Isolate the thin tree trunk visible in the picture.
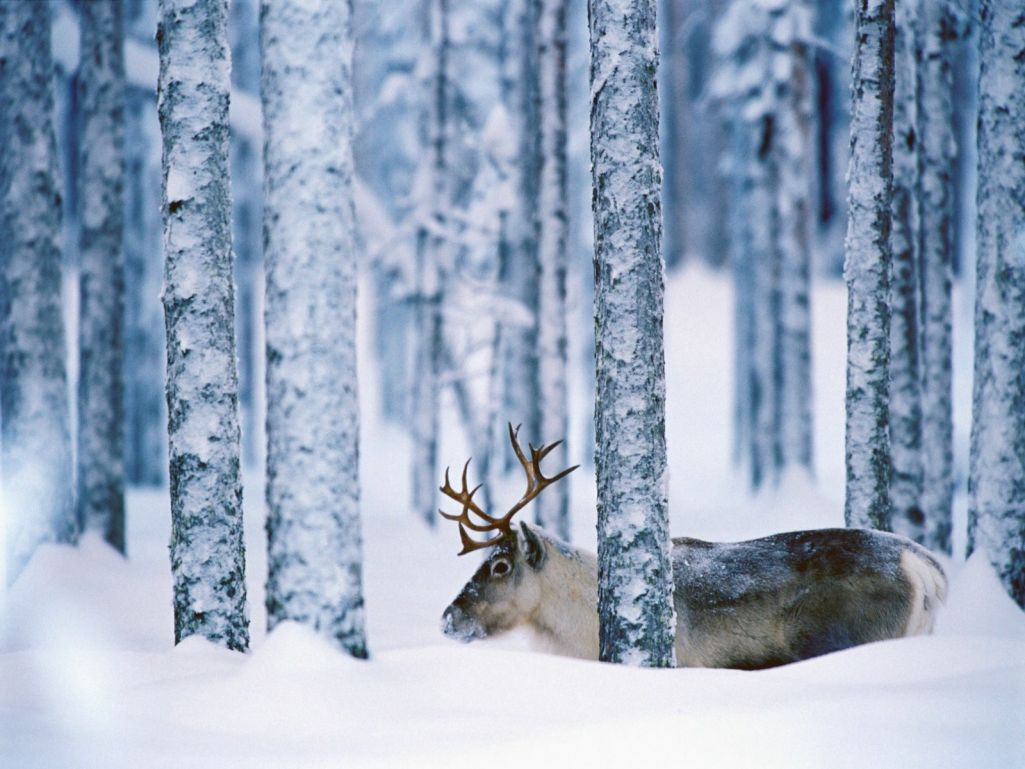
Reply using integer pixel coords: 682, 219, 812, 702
730, 118, 755, 472
501, 0, 543, 466
0, 1, 75, 582
158, 0, 248, 651
534, 0, 571, 541
888, 0, 924, 541
773, 0, 814, 476
590, 0, 676, 667
748, 107, 778, 489
967, 0, 1025, 609
916, 0, 955, 555
659, 0, 687, 268
844, 0, 895, 531
77, 0, 127, 553
410, 0, 448, 527
123, 87, 167, 488
261, 0, 368, 657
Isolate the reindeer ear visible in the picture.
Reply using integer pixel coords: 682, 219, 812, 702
519, 522, 546, 570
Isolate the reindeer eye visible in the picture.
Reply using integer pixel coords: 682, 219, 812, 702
491, 559, 511, 577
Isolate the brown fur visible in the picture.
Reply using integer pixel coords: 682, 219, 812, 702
442, 524, 947, 669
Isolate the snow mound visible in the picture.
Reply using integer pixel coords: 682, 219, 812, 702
244, 620, 363, 675
937, 551, 1025, 641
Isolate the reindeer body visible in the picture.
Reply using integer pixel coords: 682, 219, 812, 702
442, 524, 947, 669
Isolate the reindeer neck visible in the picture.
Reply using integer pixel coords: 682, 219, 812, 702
529, 538, 600, 660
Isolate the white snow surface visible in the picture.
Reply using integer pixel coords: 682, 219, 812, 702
2, 268, 1024, 768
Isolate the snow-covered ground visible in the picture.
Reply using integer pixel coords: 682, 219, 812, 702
2, 267, 1023, 768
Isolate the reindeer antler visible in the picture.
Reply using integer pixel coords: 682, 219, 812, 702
439, 422, 579, 555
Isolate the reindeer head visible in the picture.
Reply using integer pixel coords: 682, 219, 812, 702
439, 424, 577, 642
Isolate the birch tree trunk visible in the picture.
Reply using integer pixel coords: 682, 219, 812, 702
968, 0, 1025, 609
590, 0, 676, 667
410, 0, 448, 527
533, 0, 571, 540
231, 0, 263, 469
659, 0, 687, 268
748, 107, 778, 489
123, 87, 167, 488
158, 0, 248, 651
718, 0, 813, 489
261, 0, 368, 657
501, 0, 542, 464
773, 0, 814, 476
844, 0, 895, 531
916, 0, 956, 555
77, 0, 126, 553
0, 1, 75, 581
888, 0, 924, 542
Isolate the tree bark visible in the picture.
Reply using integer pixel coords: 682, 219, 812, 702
410, 0, 448, 527
500, 0, 543, 468
590, 0, 676, 667
261, 0, 368, 657
888, 0, 924, 542
158, 0, 249, 651
77, 0, 127, 553
844, 0, 895, 531
533, 0, 571, 540
773, 0, 814, 476
916, 0, 956, 555
0, 1, 75, 582
123, 86, 167, 488
968, 0, 1025, 609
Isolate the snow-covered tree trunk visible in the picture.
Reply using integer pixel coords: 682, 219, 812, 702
967, 0, 1025, 609
409, 0, 448, 528
747, 111, 778, 489
812, 0, 854, 276
590, 0, 676, 667
888, 0, 924, 541
0, 1, 75, 581
659, 0, 687, 268
916, 0, 955, 555
773, 0, 814, 476
501, 0, 543, 463
123, 87, 167, 488
717, 0, 813, 489
533, 0, 570, 540
77, 0, 126, 553
844, 0, 895, 531
729, 119, 755, 471
261, 0, 368, 657
158, 0, 248, 651
231, 0, 263, 469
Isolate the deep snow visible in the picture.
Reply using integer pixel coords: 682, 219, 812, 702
2, 267, 1023, 768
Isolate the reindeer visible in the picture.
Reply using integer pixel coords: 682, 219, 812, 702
440, 425, 948, 669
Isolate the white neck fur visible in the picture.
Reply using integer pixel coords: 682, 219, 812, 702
526, 535, 600, 660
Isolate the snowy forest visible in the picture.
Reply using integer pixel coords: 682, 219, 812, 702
1, 0, 1024, 766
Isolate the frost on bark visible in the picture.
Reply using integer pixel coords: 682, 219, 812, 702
123, 88, 168, 488
772, 0, 814, 476
888, 0, 924, 542
533, 0, 571, 541
844, 0, 895, 531
158, 0, 248, 651
916, 0, 956, 555
968, 0, 1025, 609
231, 0, 263, 469
590, 0, 676, 667
500, 0, 543, 468
77, 0, 126, 553
0, 1, 75, 582
261, 0, 368, 658
410, 0, 449, 528
714, 0, 813, 489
